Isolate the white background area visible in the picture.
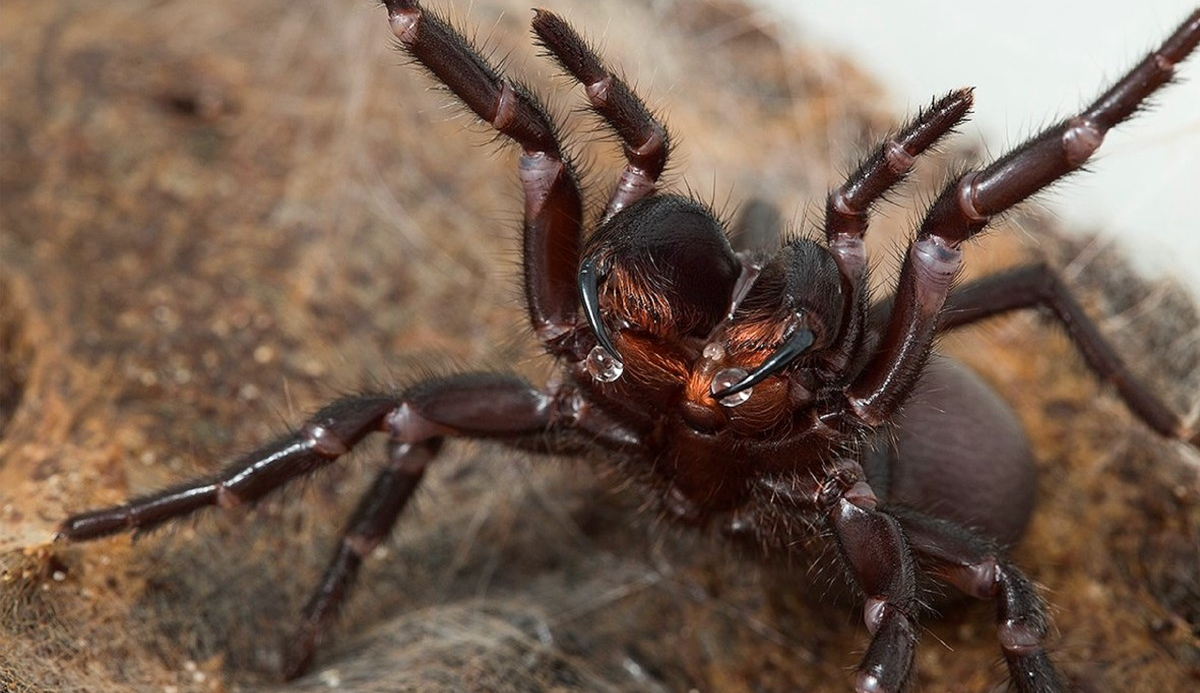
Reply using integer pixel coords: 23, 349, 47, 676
757, 0, 1200, 297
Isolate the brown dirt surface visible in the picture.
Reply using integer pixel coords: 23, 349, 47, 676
1, 1, 1198, 692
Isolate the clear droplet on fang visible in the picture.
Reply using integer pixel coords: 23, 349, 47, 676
586, 345, 624, 382
711, 368, 752, 407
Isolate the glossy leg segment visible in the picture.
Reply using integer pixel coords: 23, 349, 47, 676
830, 498, 920, 693
848, 11, 1200, 426
531, 10, 670, 220
895, 509, 1063, 693
282, 373, 557, 677
825, 90, 972, 372
58, 396, 402, 540
383, 0, 584, 346
921, 10, 1200, 245
940, 262, 1197, 443
763, 469, 920, 692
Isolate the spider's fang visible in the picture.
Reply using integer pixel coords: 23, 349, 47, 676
711, 327, 815, 400
578, 256, 622, 364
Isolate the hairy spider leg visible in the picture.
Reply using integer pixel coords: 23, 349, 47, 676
758, 466, 920, 693
825, 89, 973, 283
282, 437, 441, 679
532, 11, 671, 221
849, 9, 1200, 428
384, 0, 584, 347
889, 506, 1061, 692
930, 263, 1199, 445
58, 396, 402, 539
59, 373, 591, 678
828, 491, 919, 692
824, 90, 973, 373
279, 373, 569, 678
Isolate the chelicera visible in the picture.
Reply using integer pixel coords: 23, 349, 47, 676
57, 2, 1200, 691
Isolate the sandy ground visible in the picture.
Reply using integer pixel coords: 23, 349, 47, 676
1, 1, 1198, 692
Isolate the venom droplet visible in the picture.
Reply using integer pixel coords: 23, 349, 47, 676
586, 344, 624, 382
711, 368, 752, 407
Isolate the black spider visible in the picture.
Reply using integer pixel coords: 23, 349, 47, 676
58, 2, 1200, 691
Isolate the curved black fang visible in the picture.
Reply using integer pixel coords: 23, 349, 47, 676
578, 256, 623, 363
712, 327, 815, 399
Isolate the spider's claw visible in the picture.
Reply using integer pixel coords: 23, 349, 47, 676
577, 256, 622, 364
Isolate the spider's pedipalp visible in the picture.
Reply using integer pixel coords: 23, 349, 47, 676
820, 89, 973, 387
824, 88, 974, 282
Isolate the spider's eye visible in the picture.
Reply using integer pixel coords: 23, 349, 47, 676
578, 195, 741, 360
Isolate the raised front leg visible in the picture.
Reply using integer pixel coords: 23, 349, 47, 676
848, 11, 1200, 425
824, 89, 972, 285
383, 0, 584, 347
532, 10, 670, 220
825, 90, 973, 368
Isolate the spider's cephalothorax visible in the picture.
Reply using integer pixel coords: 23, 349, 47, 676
58, 2, 1200, 691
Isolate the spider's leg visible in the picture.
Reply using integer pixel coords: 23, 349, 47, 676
58, 395, 403, 540
761, 468, 920, 692
848, 11, 1200, 426
532, 11, 669, 220
935, 263, 1197, 444
830, 491, 920, 693
825, 89, 972, 284
283, 372, 570, 678
62, 372, 586, 679
826, 90, 972, 367
891, 507, 1065, 693
282, 438, 440, 679
384, 1, 583, 348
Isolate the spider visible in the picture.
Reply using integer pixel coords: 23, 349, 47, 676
55, 2, 1200, 691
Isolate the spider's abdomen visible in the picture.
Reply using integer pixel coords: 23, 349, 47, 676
865, 357, 1036, 545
